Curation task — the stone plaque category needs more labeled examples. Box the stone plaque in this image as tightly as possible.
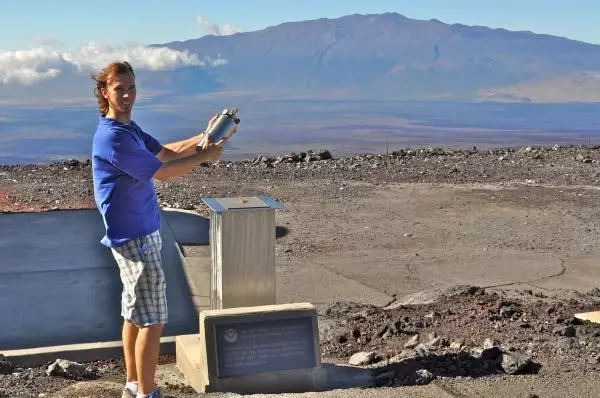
[214,316,316,377]
[176,303,322,393]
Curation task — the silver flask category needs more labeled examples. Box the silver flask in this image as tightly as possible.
[198,107,240,148]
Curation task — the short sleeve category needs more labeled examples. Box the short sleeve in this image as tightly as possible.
[133,122,162,155]
[110,129,162,182]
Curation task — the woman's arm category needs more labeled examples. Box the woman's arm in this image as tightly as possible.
[154,142,223,180]
[157,113,219,162]
[156,133,205,162]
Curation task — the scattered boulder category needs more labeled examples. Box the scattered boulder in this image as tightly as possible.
[254,149,334,166]
[415,369,436,385]
[446,285,486,297]
[482,338,498,350]
[415,343,433,356]
[387,321,403,336]
[389,350,416,363]
[63,159,82,168]
[404,334,420,349]
[349,351,379,366]
[501,352,531,375]
[0,354,14,375]
[317,150,333,160]
[425,336,442,349]
[46,359,89,379]
[553,325,576,338]
[449,339,465,350]
[480,338,502,360]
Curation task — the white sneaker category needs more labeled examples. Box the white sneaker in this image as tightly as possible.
[121,387,136,398]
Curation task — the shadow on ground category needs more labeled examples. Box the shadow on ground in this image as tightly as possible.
[368,352,542,388]
[318,351,541,392]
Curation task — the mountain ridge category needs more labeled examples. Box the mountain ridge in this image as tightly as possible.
[156,12,600,102]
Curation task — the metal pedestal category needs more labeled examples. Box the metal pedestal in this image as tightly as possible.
[202,195,284,309]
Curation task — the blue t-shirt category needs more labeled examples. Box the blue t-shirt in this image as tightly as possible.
[92,117,163,247]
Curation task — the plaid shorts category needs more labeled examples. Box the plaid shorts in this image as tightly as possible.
[111,230,168,327]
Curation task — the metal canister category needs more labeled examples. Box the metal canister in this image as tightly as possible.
[198,107,240,148]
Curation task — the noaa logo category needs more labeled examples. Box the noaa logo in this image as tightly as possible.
[223,328,238,343]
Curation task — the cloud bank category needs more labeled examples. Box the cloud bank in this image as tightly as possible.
[0,41,227,85]
[197,15,242,36]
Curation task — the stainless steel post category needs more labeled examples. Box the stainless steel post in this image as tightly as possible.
[201,195,284,309]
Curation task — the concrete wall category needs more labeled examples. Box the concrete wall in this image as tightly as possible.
[0,210,203,350]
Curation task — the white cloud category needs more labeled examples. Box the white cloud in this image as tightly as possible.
[64,42,217,71]
[0,48,66,85]
[197,15,241,36]
[0,42,228,85]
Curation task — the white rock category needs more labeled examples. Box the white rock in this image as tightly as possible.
[404,334,420,349]
[349,351,378,366]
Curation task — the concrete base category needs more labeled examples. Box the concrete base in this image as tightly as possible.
[4,336,176,368]
[176,334,207,393]
[177,302,325,394]
[176,334,327,394]
[575,311,600,323]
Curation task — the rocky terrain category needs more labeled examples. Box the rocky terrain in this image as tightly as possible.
[319,285,600,386]
[3,144,600,397]
[3,286,600,397]
[2,144,600,214]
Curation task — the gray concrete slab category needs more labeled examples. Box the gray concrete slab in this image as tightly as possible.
[312,248,566,300]
[0,209,202,351]
[276,259,394,307]
[175,254,394,308]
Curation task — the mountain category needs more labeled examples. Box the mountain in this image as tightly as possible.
[159,12,600,102]
[3,13,599,105]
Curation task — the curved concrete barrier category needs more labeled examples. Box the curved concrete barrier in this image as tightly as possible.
[0,209,203,351]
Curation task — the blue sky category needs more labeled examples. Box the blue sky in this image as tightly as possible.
[1,0,599,51]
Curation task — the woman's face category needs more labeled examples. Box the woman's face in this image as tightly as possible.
[102,72,136,116]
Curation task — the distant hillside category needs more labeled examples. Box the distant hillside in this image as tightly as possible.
[160,12,600,102]
[476,71,600,103]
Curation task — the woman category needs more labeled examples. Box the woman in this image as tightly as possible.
[91,61,225,398]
